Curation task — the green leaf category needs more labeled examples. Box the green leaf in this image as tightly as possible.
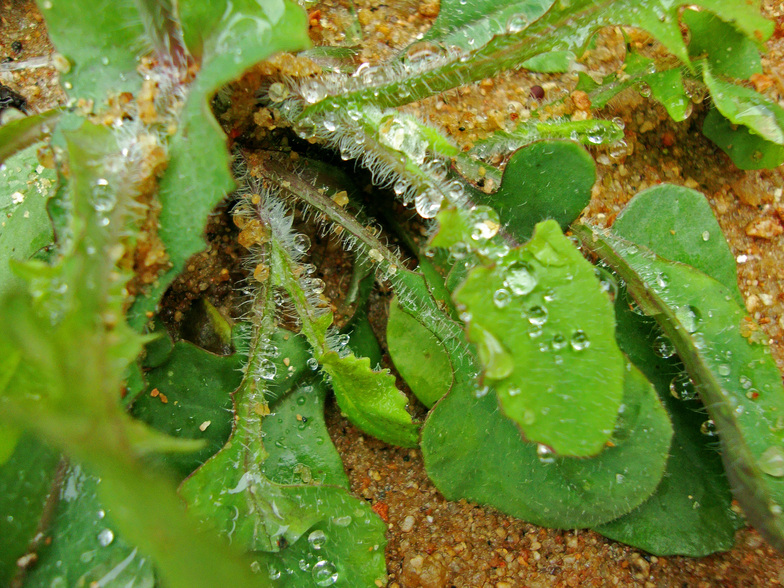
[261,379,350,488]
[180,285,386,586]
[684,9,762,79]
[419,0,554,52]
[0,108,61,164]
[130,0,310,327]
[0,435,61,586]
[386,297,454,408]
[703,107,784,170]
[611,184,743,305]
[38,0,148,103]
[24,464,156,588]
[130,340,243,478]
[0,145,55,297]
[454,220,625,456]
[576,224,784,551]
[595,283,743,556]
[703,66,784,146]
[421,357,671,528]
[320,352,419,447]
[473,140,595,243]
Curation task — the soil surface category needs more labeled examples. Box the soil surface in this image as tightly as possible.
[3,0,784,586]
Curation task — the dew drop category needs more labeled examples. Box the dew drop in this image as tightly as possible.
[474,385,490,398]
[470,206,501,241]
[293,233,311,254]
[493,288,511,308]
[505,261,537,296]
[669,372,697,400]
[414,191,443,219]
[393,179,407,196]
[308,529,327,550]
[615,473,625,484]
[300,79,327,104]
[474,325,514,379]
[551,333,567,350]
[702,230,710,241]
[718,364,731,377]
[570,330,590,351]
[675,305,700,333]
[506,14,529,33]
[700,419,718,436]
[307,357,319,370]
[312,560,338,586]
[527,305,548,326]
[739,375,753,390]
[257,359,277,380]
[759,446,784,477]
[268,82,289,102]
[331,515,352,527]
[97,528,114,547]
[652,334,676,358]
[536,444,556,464]
[309,278,326,295]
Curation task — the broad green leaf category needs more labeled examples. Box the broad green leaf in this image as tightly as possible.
[684,9,762,79]
[473,140,595,242]
[595,283,743,556]
[130,0,309,328]
[576,224,784,551]
[0,108,61,164]
[612,184,743,305]
[454,220,624,456]
[703,66,784,146]
[703,107,784,170]
[0,435,61,586]
[421,356,671,528]
[261,378,350,488]
[24,464,155,588]
[387,297,454,408]
[419,0,554,52]
[0,145,55,297]
[130,340,242,478]
[469,119,623,160]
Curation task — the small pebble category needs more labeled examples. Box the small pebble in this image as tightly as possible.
[400,515,416,532]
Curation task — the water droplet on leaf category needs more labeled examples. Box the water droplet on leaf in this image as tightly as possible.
[669,373,697,400]
[652,334,676,358]
[308,529,327,550]
[759,446,784,477]
[570,330,590,351]
[312,560,338,586]
[700,419,718,436]
[505,262,537,296]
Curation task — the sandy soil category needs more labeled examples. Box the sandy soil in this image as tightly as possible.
[3,0,784,586]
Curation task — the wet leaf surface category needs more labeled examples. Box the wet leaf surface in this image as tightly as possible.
[454,220,624,456]
[0,435,61,585]
[595,284,743,556]
[25,465,156,588]
[577,221,784,551]
[422,353,671,528]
